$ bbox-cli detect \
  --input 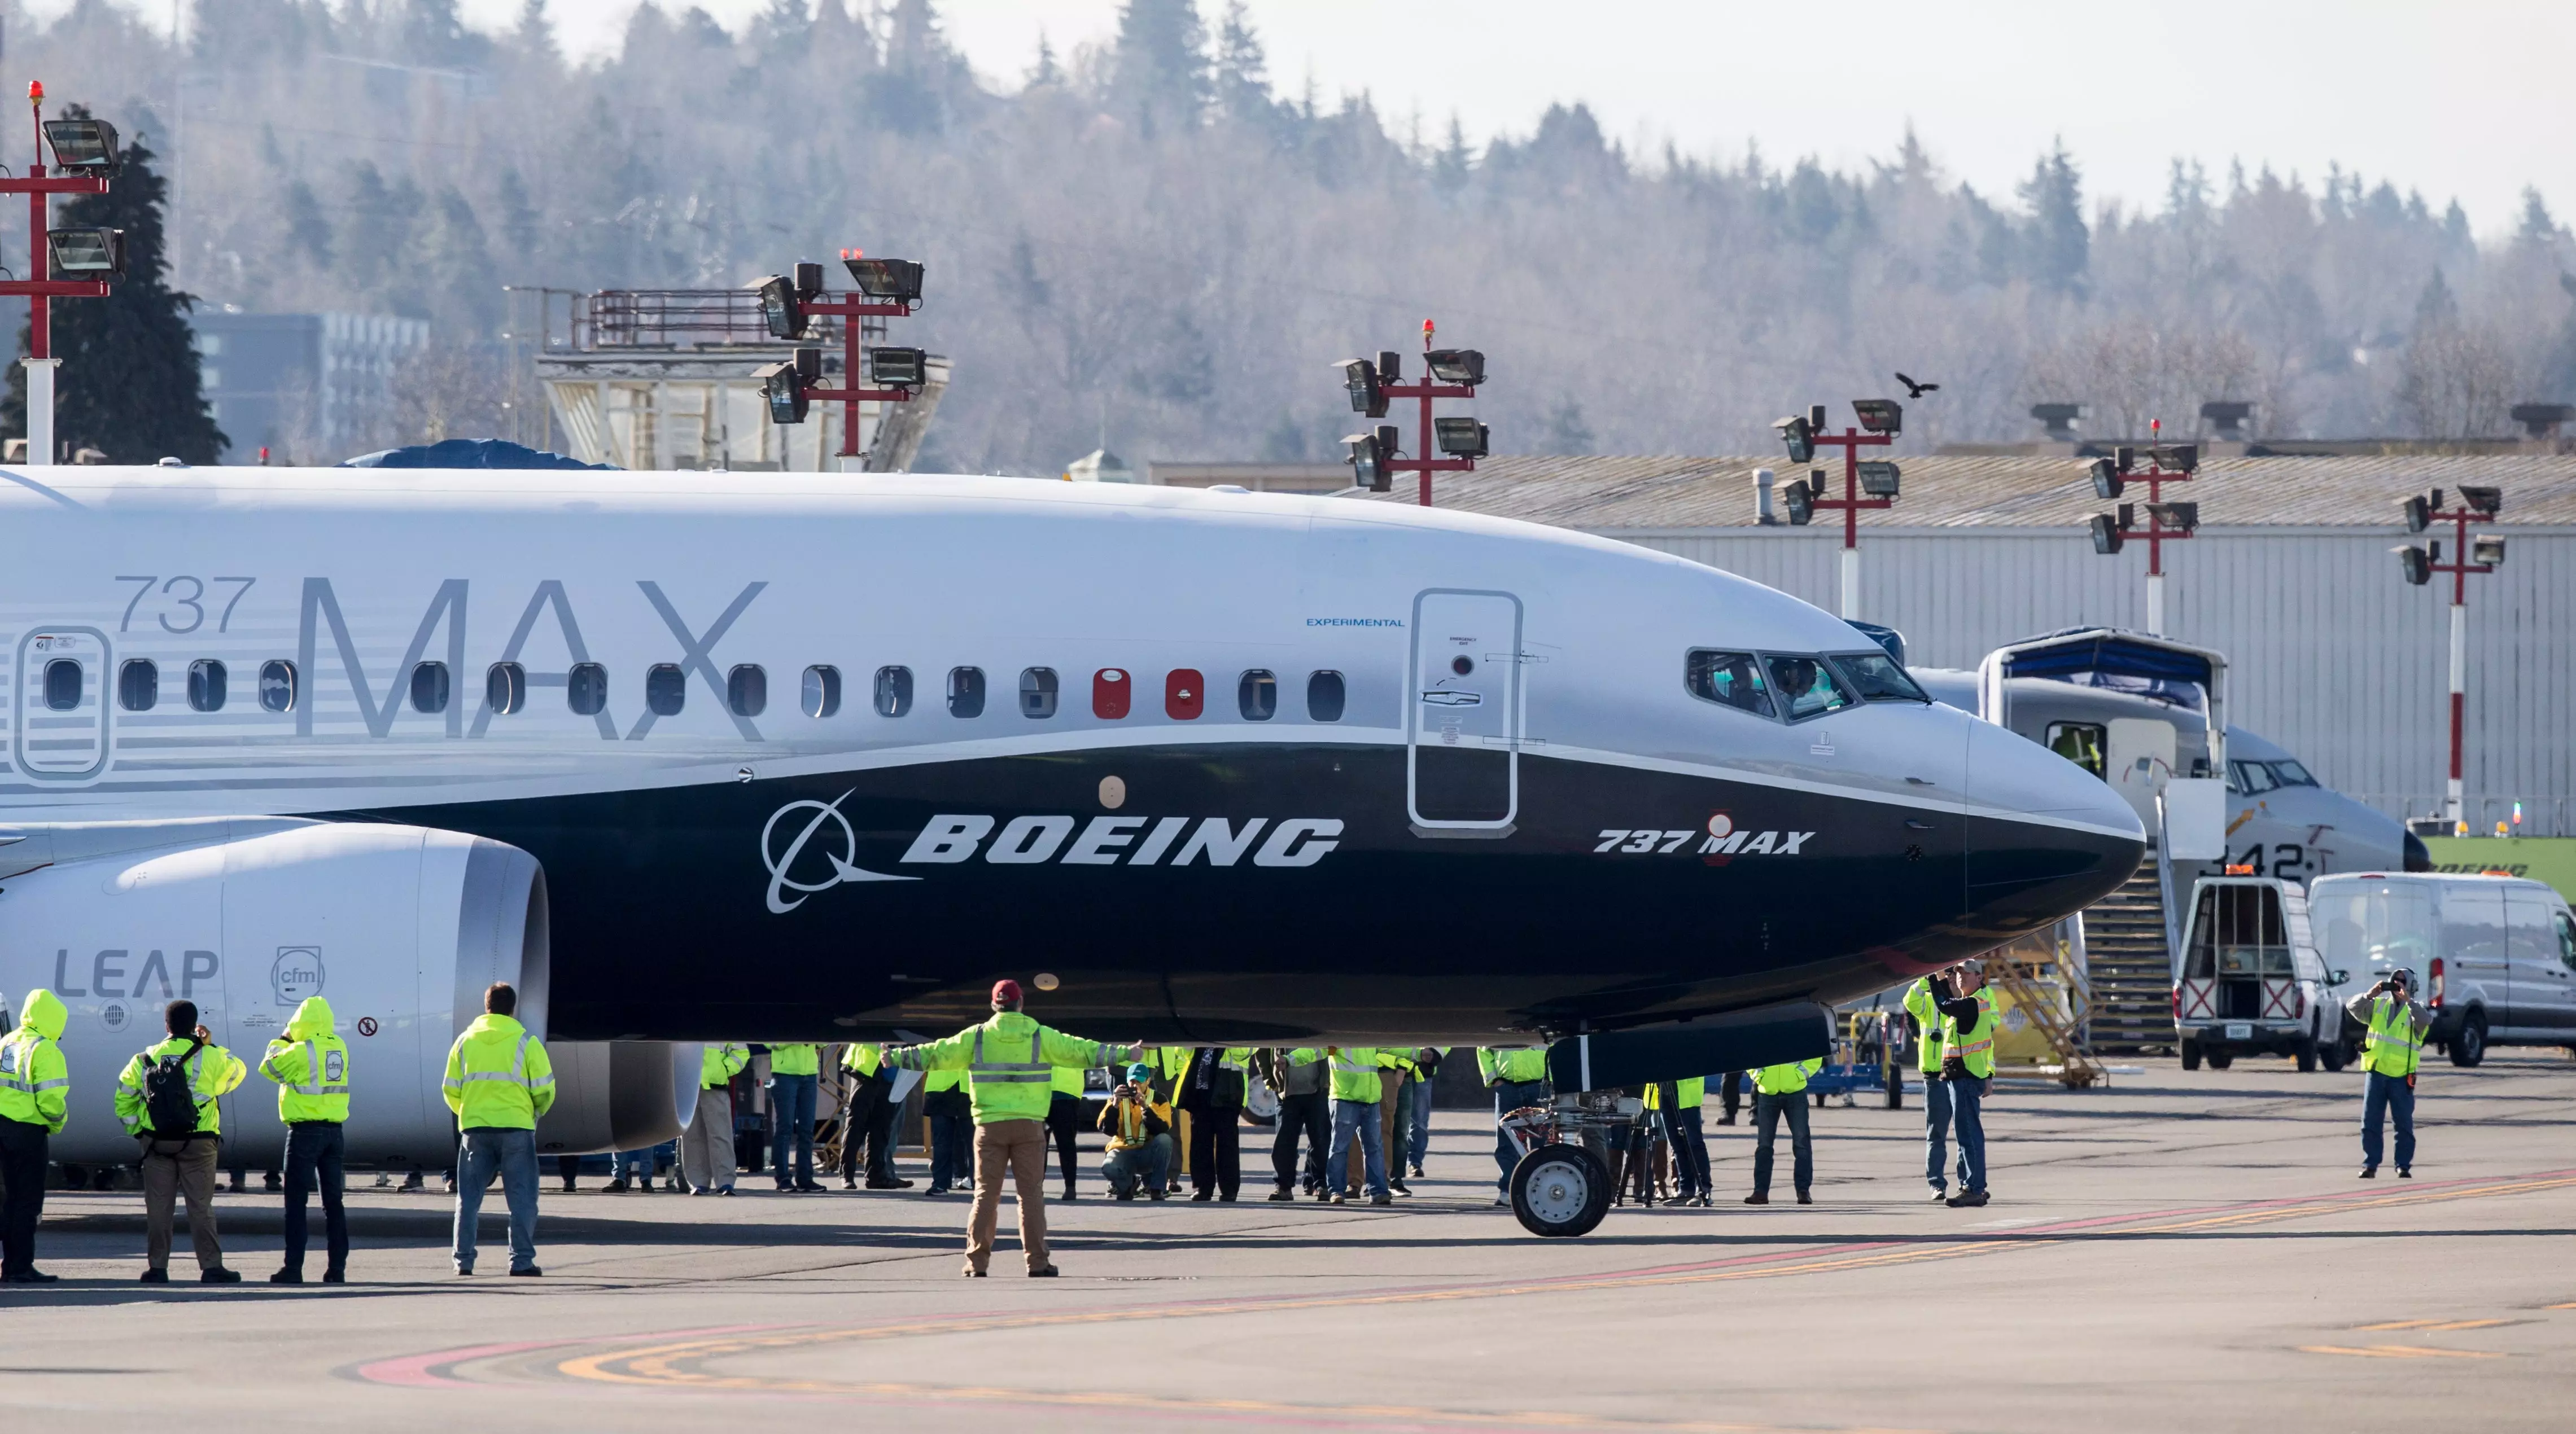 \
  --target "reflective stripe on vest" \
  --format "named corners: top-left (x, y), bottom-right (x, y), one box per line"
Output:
top-left (0, 1034), bottom-right (65, 1094)
top-left (2364, 997), bottom-right (2422, 1077)
top-left (1947, 990), bottom-right (1997, 1077)
top-left (453, 1032), bottom-right (552, 1090)
top-left (971, 1028), bottom-right (1053, 1084)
